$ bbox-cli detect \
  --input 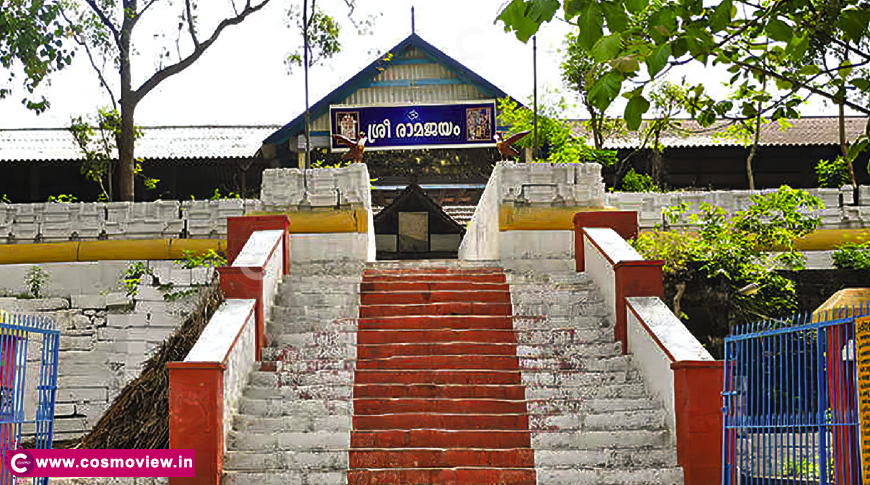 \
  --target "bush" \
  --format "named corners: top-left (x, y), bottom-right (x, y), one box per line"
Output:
top-left (832, 242), bottom-right (870, 270)
top-left (621, 168), bottom-right (658, 192)
top-left (815, 156), bottom-right (851, 188)
top-left (633, 186), bottom-right (823, 330)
